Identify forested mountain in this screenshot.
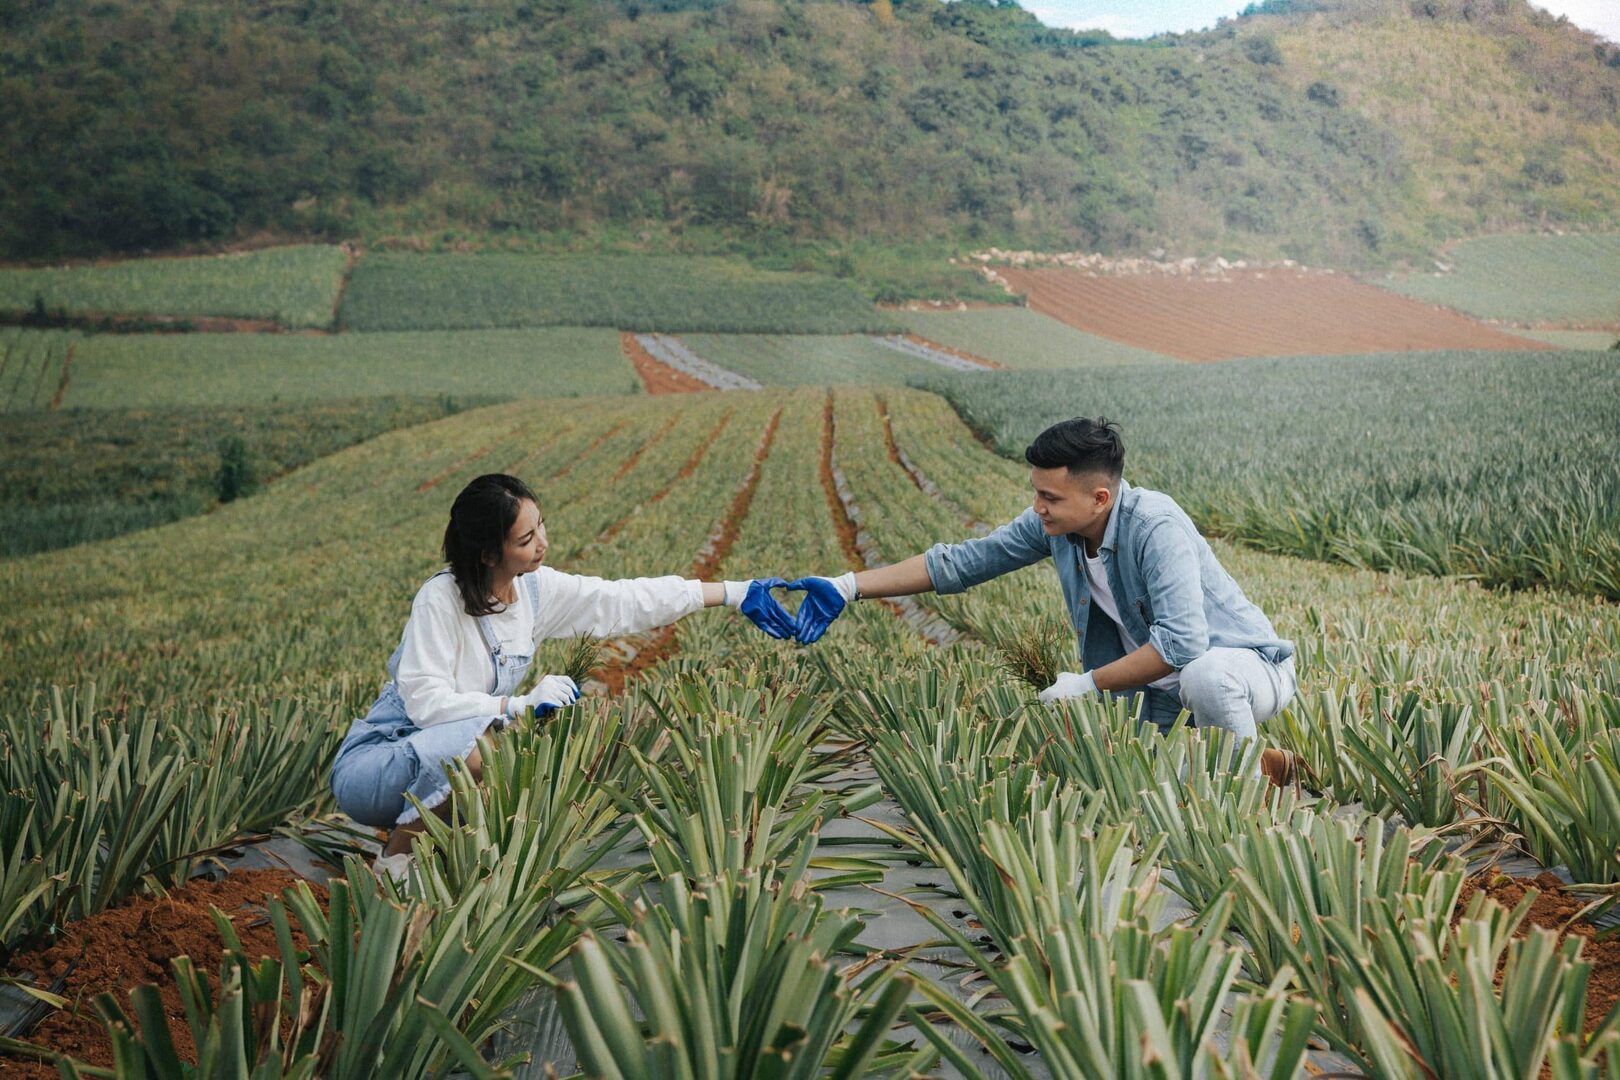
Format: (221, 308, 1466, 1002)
(3, 0, 1617, 265)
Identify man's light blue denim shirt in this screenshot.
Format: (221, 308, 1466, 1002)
(924, 477, 1293, 725)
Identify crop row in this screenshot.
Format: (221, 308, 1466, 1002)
(922, 350, 1620, 599)
(898, 306, 1174, 368)
(338, 254, 902, 335)
(0, 245, 349, 330)
(1378, 233, 1620, 326)
(1, 396, 483, 558)
(4, 389, 1620, 1075)
(0, 327, 637, 411)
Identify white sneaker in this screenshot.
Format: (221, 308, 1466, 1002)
(372, 852, 414, 887)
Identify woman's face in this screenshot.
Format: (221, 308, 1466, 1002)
(493, 498, 548, 577)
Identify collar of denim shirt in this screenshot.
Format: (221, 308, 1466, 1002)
(1069, 476, 1132, 556)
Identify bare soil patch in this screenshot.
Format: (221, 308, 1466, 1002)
(621, 331, 710, 394)
(2, 870, 326, 1078)
(1001, 268, 1554, 361)
(1457, 871, 1620, 1038)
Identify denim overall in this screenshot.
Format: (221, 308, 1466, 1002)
(330, 571, 541, 828)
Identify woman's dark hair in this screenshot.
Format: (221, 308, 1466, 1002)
(443, 474, 538, 616)
(1024, 416, 1125, 480)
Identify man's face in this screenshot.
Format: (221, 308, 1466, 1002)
(1030, 465, 1114, 537)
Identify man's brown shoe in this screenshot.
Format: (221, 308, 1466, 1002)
(1260, 748, 1302, 790)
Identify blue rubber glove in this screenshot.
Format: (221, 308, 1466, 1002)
(787, 573, 858, 644)
(724, 578, 797, 640)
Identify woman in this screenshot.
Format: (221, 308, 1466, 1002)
(331, 473, 793, 879)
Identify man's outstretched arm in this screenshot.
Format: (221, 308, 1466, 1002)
(849, 554, 935, 599)
(793, 510, 1052, 642)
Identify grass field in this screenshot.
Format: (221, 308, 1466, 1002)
(676, 333, 947, 386)
(42, 327, 636, 408)
(1, 398, 481, 558)
(923, 350, 1620, 599)
(897, 307, 1174, 368)
(338, 254, 901, 334)
(1505, 329, 1617, 350)
(1379, 234, 1620, 325)
(0, 328, 75, 412)
(0, 246, 349, 329)
(3, 388, 1618, 1076)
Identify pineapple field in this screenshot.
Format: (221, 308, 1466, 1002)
(4, 378, 1620, 1077)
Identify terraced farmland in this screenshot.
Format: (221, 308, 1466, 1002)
(1379, 233, 1620, 326)
(897, 306, 1174, 368)
(4, 385, 1620, 1077)
(1000, 266, 1551, 360)
(338, 254, 901, 334)
(44, 327, 636, 408)
(0, 245, 349, 329)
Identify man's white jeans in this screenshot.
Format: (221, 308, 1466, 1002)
(1177, 648, 1297, 742)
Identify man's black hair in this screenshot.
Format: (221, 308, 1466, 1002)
(1024, 416, 1124, 480)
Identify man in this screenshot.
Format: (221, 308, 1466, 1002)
(791, 416, 1300, 784)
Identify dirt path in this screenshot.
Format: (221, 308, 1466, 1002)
(416, 422, 536, 492)
(594, 411, 734, 547)
(1001, 267, 1556, 361)
(821, 392, 958, 645)
(621, 331, 710, 394)
(611, 412, 683, 482)
(594, 408, 783, 693)
(328, 242, 361, 330)
(552, 421, 628, 482)
(874, 395, 987, 534)
(46, 344, 74, 411)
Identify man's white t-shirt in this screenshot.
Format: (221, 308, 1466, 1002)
(1080, 546, 1182, 695)
(394, 568, 704, 727)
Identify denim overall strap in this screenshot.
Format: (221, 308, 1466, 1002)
(477, 572, 543, 699)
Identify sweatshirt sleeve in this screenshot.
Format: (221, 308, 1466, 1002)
(530, 568, 706, 642)
(394, 586, 505, 728)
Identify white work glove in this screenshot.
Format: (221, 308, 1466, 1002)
(823, 572, 859, 604)
(509, 674, 580, 719)
(1037, 671, 1098, 704)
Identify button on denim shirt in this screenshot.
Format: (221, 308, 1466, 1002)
(924, 478, 1294, 727)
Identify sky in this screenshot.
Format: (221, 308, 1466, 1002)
(1021, 0, 1620, 43)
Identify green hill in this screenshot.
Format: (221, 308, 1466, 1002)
(3, 0, 1617, 268)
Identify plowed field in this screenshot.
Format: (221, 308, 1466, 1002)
(1000, 268, 1550, 361)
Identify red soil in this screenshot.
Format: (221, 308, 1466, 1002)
(2, 870, 326, 1078)
(820, 395, 863, 573)
(621, 332, 710, 394)
(0, 311, 294, 333)
(873, 395, 987, 532)
(597, 411, 734, 545)
(47, 344, 74, 411)
(1457, 871, 1620, 1039)
(818, 393, 907, 622)
(903, 333, 1004, 370)
(1000, 267, 1555, 361)
(611, 412, 683, 482)
(593, 408, 782, 694)
(552, 421, 628, 481)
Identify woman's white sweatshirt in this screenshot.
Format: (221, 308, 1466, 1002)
(393, 568, 704, 727)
